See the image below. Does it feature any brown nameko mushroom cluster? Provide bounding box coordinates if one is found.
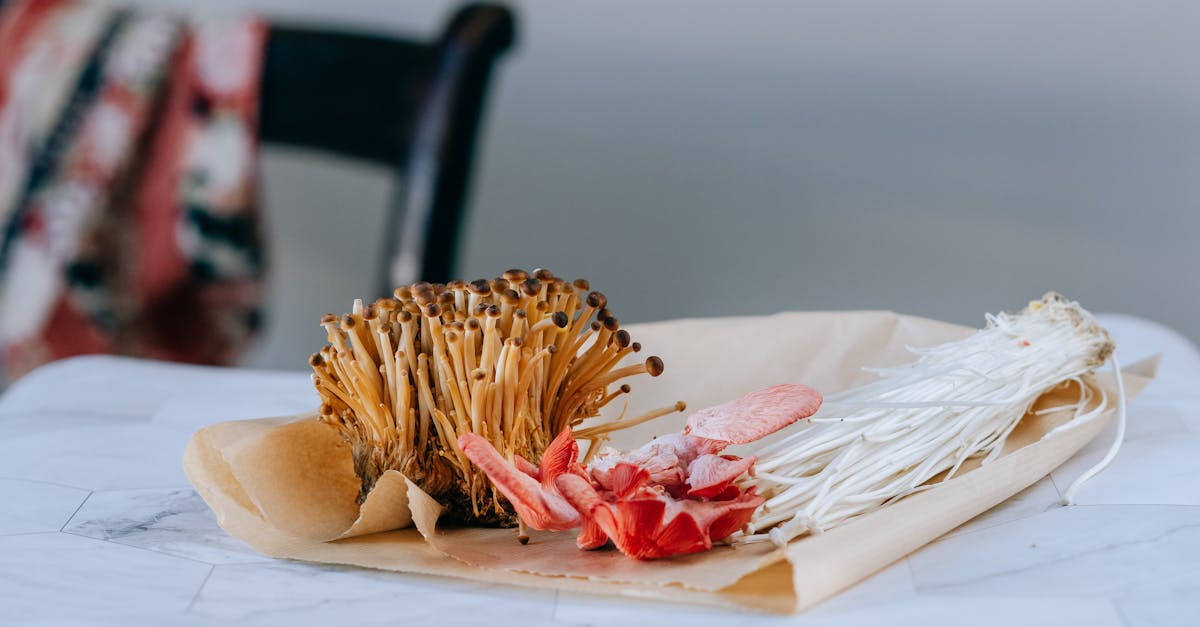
[309,268,684,526]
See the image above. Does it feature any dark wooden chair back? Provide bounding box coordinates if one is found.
[258,4,516,292]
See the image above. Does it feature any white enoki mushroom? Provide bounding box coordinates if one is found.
[742,293,1117,547]
[1061,351,1126,505]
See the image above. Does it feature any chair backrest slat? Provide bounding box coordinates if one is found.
[257,5,516,287]
[259,28,427,166]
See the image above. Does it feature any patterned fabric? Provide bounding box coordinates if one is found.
[0,0,266,379]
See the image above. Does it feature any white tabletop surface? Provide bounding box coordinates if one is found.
[1,313,1197,626]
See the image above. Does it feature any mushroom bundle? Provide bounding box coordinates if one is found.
[309,269,684,525]
[743,292,1118,545]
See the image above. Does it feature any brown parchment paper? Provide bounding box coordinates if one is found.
[183,310,1157,614]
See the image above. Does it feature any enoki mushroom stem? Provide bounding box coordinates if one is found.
[744,293,1116,546]
[310,269,683,525]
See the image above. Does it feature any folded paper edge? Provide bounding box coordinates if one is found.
[186,413,425,542]
[777,358,1154,612]
[184,425,303,557]
[338,470,415,539]
[183,425,266,523]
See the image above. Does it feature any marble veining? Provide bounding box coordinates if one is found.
[0,315,1197,625]
[63,488,270,565]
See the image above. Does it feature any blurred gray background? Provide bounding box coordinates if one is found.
[128,0,1199,369]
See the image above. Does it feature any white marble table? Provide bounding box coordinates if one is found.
[1,314,1197,626]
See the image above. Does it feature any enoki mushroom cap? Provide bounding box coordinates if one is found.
[521,278,541,296]
[414,289,436,306]
[503,268,529,283]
